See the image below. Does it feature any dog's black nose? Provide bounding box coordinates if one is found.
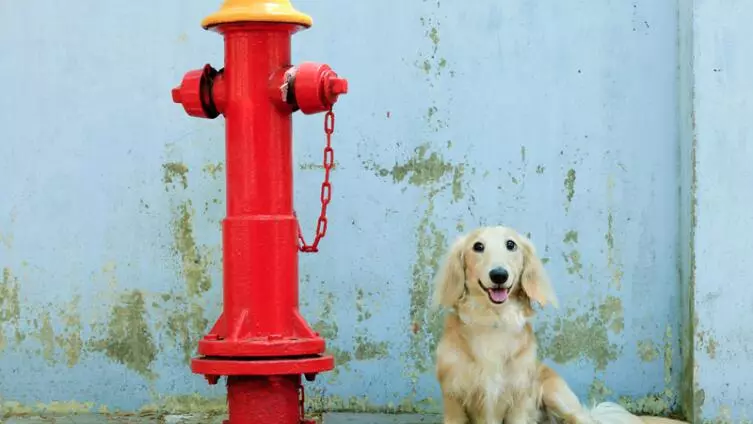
[489,267,509,285]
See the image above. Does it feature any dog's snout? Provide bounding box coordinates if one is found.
[489,267,509,285]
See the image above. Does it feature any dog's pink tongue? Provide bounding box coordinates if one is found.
[490,288,509,303]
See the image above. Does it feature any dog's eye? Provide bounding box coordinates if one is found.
[505,240,517,251]
[472,242,485,252]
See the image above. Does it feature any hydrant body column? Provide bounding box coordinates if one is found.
[222,23,298,341]
[171,2,348,423]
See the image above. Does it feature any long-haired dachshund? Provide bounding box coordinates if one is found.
[432,226,688,424]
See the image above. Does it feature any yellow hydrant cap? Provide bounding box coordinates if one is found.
[202,0,313,29]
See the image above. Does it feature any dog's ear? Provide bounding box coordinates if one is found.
[432,235,467,309]
[519,235,558,308]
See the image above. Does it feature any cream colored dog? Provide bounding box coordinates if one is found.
[432,226,687,424]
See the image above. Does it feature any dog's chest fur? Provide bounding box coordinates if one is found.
[437,304,539,416]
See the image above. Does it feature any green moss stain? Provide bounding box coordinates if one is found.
[34,310,56,364]
[408,198,447,375]
[618,393,672,416]
[451,165,465,201]
[300,161,340,171]
[697,330,718,359]
[367,146,464,378]
[605,177,624,289]
[564,168,576,207]
[375,144,448,186]
[0,230,13,249]
[172,201,212,297]
[0,267,21,351]
[311,291,352,377]
[562,250,583,276]
[663,325,673,386]
[620,326,677,415]
[588,379,613,404]
[366,144,465,202]
[428,27,440,46]
[638,339,660,362]
[165,298,208,363]
[538,297,624,371]
[306,386,438,414]
[201,162,224,179]
[353,334,389,361]
[427,106,438,121]
[598,296,624,334]
[538,313,618,370]
[355,288,372,323]
[162,162,189,190]
[312,292,339,340]
[55,296,83,367]
[140,394,227,416]
[91,290,157,378]
[0,400,96,417]
[563,230,578,244]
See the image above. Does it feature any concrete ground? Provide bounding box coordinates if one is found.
[1,413,442,423]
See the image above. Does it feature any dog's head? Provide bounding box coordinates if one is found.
[432,226,558,311]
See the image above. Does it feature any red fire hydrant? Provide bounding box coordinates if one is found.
[171,1,347,423]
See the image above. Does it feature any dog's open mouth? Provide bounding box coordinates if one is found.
[478,280,509,304]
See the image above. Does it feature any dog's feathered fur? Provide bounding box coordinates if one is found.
[432,226,688,424]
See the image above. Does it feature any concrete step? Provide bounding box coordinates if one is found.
[322,412,442,424]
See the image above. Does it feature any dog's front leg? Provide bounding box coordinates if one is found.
[503,395,538,424]
[442,392,469,424]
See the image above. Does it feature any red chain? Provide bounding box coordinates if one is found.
[296,108,335,253]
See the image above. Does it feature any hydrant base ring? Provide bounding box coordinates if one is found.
[191,354,334,376]
[198,337,325,357]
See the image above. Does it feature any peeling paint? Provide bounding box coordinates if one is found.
[91,290,157,379]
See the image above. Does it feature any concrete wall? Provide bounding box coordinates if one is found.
[0,0,747,421]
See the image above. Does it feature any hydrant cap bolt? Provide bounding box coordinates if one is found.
[202,0,313,29]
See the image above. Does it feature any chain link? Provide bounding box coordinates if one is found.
[296,107,335,253]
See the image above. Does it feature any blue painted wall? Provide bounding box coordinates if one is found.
[0,0,746,421]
